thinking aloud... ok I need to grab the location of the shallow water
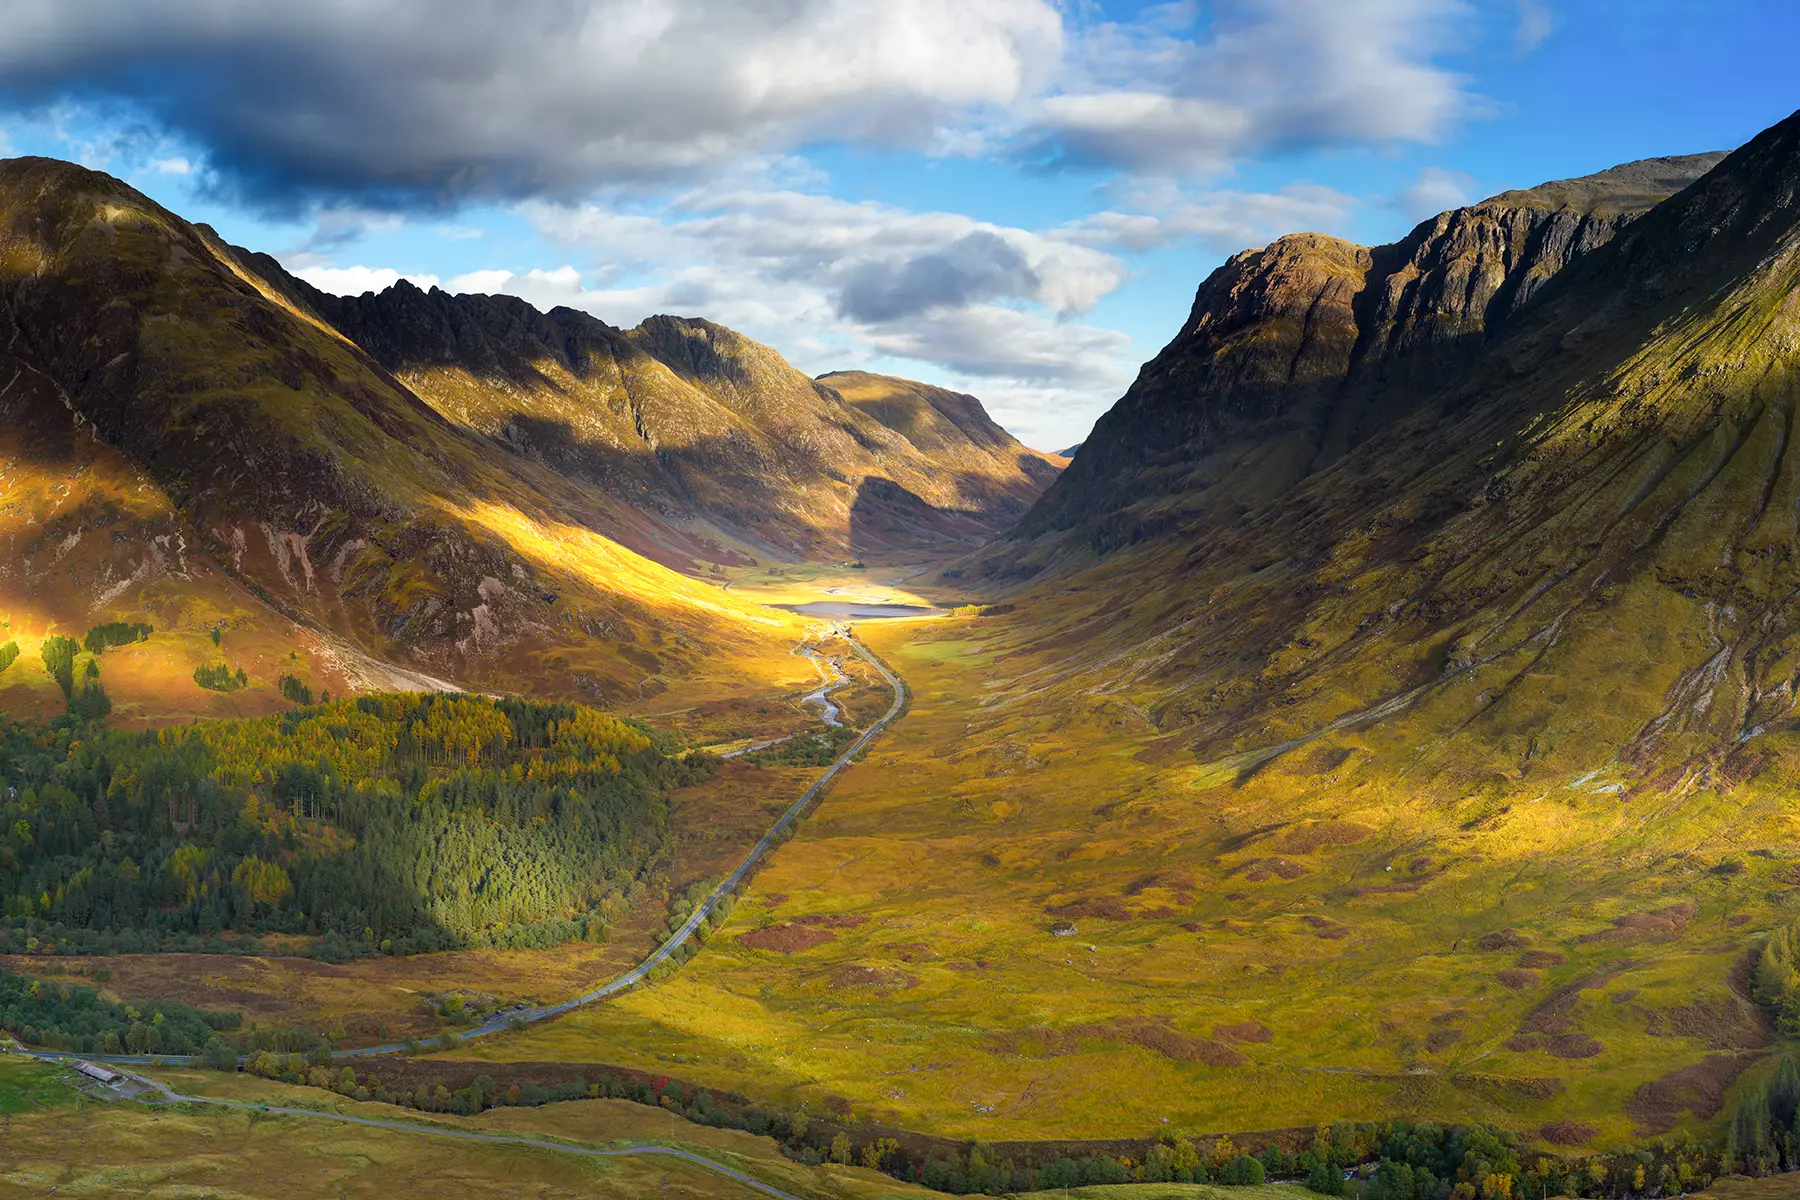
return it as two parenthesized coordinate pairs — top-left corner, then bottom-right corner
(775, 601), (937, 618)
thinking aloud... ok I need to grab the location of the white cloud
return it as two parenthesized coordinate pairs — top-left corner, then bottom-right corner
(1066, 182), (1357, 252)
(0, 0), (1063, 203)
(1031, 0), (1477, 175)
(0, 0), (1484, 200)
(292, 265), (441, 296)
(1399, 166), (1477, 221)
(149, 155), (191, 174)
(1514, 0), (1553, 54)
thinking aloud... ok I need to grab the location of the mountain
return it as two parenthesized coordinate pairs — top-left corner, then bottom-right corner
(971, 117), (1800, 795)
(0, 156), (807, 718)
(1004, 150), (1729, 566)
(243, 265), (1060, 563)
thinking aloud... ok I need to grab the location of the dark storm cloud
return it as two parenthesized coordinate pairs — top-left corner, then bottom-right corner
(834, 232), (1040, 323)
(0, 0), (1061, 210)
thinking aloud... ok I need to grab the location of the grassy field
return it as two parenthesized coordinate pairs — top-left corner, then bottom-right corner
(0, 1056), (930, 1199)
(458, 614), (1790, 1150)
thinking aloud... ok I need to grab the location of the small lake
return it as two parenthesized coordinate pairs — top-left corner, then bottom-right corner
(775, 601), (939, 619)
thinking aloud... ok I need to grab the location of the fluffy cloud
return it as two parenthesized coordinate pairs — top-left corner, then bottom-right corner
(1514, 0), (1554, 54)
(1067, 182), (1357, 253)
(0, 0), (1061, 207)
(293, 266), (441, 296)
(1030, 0), (1477, 174)
(1399, 166), (1477, 221)
(0, 0), (1480, 203)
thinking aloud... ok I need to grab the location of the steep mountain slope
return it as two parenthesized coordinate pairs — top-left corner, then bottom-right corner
(242, 265), (1059, 563)
(983, 119), (1800, 789)
(1005, 151), (1727, 564)
(0, 156), (804, 712)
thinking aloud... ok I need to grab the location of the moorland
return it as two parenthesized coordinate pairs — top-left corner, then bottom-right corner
(9, 111), (1800, 1200)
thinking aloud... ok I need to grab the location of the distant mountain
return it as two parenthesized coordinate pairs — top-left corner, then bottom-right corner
(1058, 443), (1082, 458)
(245, 266), (1059, 563)
(0, 156), (1059, 715)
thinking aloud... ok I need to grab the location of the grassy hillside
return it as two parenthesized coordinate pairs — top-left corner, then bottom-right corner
(0, 1056), (927, 1198)
(250, 266), (1062, 565)
(0, 155), (813, 715)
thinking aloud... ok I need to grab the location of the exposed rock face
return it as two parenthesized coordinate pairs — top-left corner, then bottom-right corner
(1015, 152), (1727, 558)
(252, 269), (1061, 562)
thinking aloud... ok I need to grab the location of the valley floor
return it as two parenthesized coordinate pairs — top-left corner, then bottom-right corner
(447, 615), (1790, 1150)
(7, 566), (1794, 1165)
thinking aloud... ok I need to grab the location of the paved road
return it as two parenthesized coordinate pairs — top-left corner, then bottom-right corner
(345, 630), (903, 1057)
(20, 630), (905, 1063)
(12, 1051), (809, 1200)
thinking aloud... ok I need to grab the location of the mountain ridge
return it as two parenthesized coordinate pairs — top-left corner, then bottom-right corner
(1003, 149), (1730, 564)
(247, 260), (1061, 563)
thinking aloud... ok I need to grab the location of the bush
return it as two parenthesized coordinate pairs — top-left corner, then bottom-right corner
(68, 681), (111, 721)
(201, 1038), (240, 1072)
(1219, 1154), (1268, 1185)
(0, 641), (18, 673)
(193, 663), (248, 692)
(40, 636), (78, 699)
(84, 622), (152, 655)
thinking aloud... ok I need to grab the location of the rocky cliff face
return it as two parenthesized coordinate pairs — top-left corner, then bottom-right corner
(255, 268), (1061, 563)
(1013, 152), (1727, 560)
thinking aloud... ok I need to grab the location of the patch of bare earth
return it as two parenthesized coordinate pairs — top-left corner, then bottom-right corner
(827, 965), (918, 993)
(1578, 902), (1697, 946)
(1214, 1021), (1273, 1044)
(738, 924), (838, 953)
(1238, 858), (1309, 882)
(1538, 1121), (1598, 1146)
(1643, 997), (1767, 1050)
(1628, 1054), (1757, 1136)
(993, 1016), (1247, 1068)
(1276, 821), (1376, 854)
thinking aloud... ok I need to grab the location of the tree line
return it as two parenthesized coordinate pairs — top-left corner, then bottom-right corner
(0, 693), (714, 956)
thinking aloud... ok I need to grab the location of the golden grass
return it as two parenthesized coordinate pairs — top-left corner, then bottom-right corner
(460, 615), (1791, 1149)
(0, 1058), (927, 1199)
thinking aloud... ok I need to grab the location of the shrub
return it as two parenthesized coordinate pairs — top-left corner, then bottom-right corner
(1309, 1161), (1346, 1194)
(0, 641), (18, 673)
(40, 636), (78, 699)
(1220, 1154), (1268, 1185)
(193, 663), (248, 692)
(84, 622), (152, 654)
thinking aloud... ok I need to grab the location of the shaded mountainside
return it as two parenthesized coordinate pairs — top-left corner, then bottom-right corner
(0, 155), (804, 711)
(971, 114), (1800, 796)
(1010, 150), (1728, 559)
(243, 262), (1060, 562)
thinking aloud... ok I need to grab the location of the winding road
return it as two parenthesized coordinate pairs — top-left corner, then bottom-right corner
(27, 629), (907, 1064)
(6, 1051), (809, 1200)
(11, 626), (910, 1199)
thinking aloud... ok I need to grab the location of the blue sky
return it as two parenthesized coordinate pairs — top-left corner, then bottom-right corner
(0, 0), (1794, 450)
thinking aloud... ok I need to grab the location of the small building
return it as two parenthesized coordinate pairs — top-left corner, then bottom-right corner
(73, 1061), (122, 1085)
